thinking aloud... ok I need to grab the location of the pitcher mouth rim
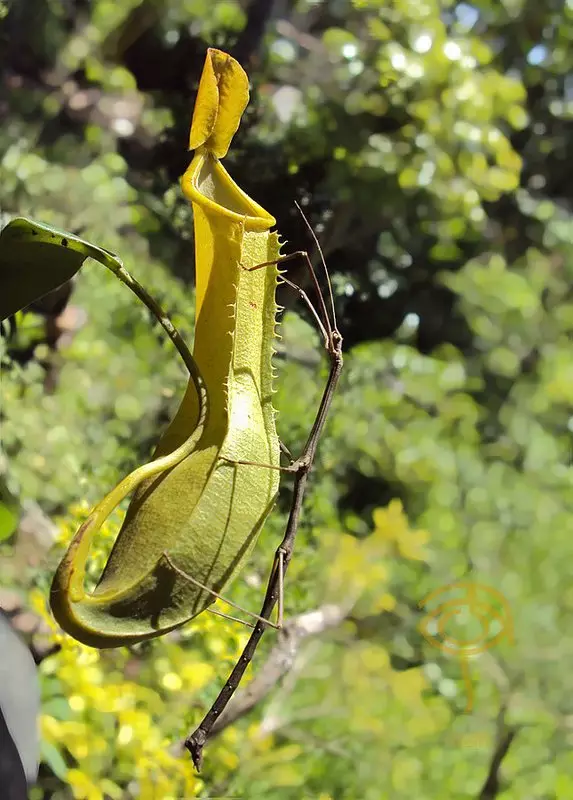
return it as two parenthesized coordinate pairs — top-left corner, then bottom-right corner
(182, 149), (276, 232)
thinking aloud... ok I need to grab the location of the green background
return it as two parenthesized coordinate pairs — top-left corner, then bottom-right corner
(0, 1), (572, 798)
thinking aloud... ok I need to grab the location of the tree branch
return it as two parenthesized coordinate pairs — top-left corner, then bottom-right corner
(208, 602), (350, 738)
(478, 705), (519, 800)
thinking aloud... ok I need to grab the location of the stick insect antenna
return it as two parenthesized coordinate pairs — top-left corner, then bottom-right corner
(294, 200), (339, 336)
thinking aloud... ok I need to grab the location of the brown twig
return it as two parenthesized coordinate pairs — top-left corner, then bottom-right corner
(478, 704), (519, 799)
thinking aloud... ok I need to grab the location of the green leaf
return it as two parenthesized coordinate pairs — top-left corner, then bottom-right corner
(41, 697), (72, 721)
(0, 217), (120, 321)
(40, 740), (68, 781)
(0, 480), (18, 543)
(0, 502), (18, 542)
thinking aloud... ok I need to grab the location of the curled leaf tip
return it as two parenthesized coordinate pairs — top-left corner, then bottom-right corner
(189, 48), (249, 159)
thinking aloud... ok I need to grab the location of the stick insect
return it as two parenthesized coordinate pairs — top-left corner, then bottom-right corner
(184, 207), (343, 769)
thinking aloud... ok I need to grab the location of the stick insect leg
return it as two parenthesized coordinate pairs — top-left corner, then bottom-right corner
(219, 455), (298, 473)
(277, 549), (285, 628)
(162, 552), (281, 631)
(279, 440), (295, 463)
(207, 608), (256, 629)
(242, 251), (330, 348)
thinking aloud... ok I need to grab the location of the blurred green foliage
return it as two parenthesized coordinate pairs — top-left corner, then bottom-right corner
(1, 0), (572, 798)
